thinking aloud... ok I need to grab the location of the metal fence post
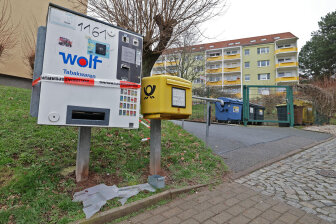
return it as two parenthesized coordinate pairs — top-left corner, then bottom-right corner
(206, 101), (210, 145)
(76, 126), (91, 182)
(150, 119), (161, 175)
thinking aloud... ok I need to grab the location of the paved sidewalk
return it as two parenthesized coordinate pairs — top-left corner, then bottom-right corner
(236, 138), (336, 223)
(120, 182), (330, 224)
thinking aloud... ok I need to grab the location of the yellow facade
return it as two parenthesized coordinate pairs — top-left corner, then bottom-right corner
(224, 67), (241, 73)
(276, 62), (299, 68)
(276, 76), (299, 82)
(224, 80), (241, 86)
(206, 68), (222, 74)
(0, 0), (87, 79)
(206, 56), (223, 62)
(275, 47), (298, 54)
(224, 54), (240, 60)
(206, 80), (222, 86)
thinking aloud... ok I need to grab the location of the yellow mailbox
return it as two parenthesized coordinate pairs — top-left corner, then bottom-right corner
(141, 75), (192, 119)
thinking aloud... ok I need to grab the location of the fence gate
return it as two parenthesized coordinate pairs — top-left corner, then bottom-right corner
(243, 85), (294, 127)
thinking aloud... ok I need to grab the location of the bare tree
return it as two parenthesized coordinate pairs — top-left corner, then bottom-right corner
(0, 0), (17, 62)
(171, 28), (205, 82)
(73, 0), (226, 77)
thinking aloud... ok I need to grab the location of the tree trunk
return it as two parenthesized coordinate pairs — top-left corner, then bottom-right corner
(142, 49), (161, 77)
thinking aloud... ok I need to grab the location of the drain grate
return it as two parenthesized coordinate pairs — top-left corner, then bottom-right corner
(316, 169), (336, 178)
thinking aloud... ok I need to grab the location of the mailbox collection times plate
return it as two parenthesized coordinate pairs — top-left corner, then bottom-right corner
(31, 4), (143, 128)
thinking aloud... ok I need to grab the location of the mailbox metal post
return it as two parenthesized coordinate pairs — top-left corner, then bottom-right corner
(76, 127), (91, 182)
(150, 119), (161, 175)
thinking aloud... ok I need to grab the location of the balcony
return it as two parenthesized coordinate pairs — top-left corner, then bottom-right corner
(224, 54), (241, 60)
(276, 76), (299, 83)
(224, 67), (241, 73)
(206, 56), (223, 62)
(206, 80), (222, 86)
(153, 62), (165, 67)
(165, 72), (178, 76)
(224, 79), (241, 86)
(276, 62), (298, 68)
(166, 60), (179, 66)
(206, 68), (222, 74)
(275, 47), (298, 54)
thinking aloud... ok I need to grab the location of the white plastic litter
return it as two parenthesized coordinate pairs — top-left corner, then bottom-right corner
(73, 183), (156, 219)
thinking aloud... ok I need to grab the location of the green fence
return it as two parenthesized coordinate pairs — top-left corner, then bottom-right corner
(243, 85), (294, 127)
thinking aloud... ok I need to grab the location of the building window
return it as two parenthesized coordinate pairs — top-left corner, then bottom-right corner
(226, 50), (238, 55)
(244, 49), (250, 55)
(278, 58), (292, 63)
(229, 43), (234, 46)
(274, 36), (280, 40)
(209, 76), (221, 82)
(258, 60), (270, 67)
(258, 73), (270, 80)
(261, 38), (267, 41)
(245, 62), (250, 68)
(257, 47), (269, 54)
(193, 66), (204, 72)
(208, 64), (221, 69)
(209, 52), (221, 57)
(250, 40), (256, 43)
(258, 88), (270, 95)
(193, 78), (204, 84)
(278, 72), (293, 77)
(245, 75), (250, 81)
(194, 55), (203, 60)
(224, 75), (239, 81)
(277, 44), (292, 49)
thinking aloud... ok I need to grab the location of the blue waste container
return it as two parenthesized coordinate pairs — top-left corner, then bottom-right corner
(215, 97), (243, 122)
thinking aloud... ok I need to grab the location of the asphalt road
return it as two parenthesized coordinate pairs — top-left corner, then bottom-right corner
(173, 121), (332, 173)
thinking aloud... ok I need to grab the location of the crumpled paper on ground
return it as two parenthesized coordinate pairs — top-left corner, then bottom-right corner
(73, 183), (156, 219)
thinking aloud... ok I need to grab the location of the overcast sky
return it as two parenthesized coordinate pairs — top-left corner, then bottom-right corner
(199, 0), (336, 50)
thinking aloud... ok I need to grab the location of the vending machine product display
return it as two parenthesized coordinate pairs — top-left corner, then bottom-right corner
(30, 4), (143, 128)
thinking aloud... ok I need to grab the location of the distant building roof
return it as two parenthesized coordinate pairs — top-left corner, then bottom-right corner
(163, 32), (298, 54)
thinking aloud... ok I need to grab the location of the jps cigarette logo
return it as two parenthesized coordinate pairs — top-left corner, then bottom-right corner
(144, 85), (156, 99)
(59, 52), (102, 69)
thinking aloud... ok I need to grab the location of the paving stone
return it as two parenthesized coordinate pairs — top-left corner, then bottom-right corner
(178, 200), (198, 210)
(162, 207), (183, 218)
(209, 203), (227, 214)
(195, 201), (213, 212)
(239, 199), (257, 208)
(228, 215), (250, 224)
(248, 216), (271, 224)
(193, 210), (215, 223)
(202, 219), (217, 224)
(226, 204), (246, 216)
(253, 202), (272, 211)
(297, 214), (320, 224)
(142, 214), (166, 224)
(261, 209), (281, 222)
(278, 212), (299, 224)
(242, 207), (262, 219)
(160, 216), (181, 224)
(271, 203), (291, 213)
(177, 208), (198, 220)
(151, 205), (171, 215)
(211, 211), (232, 224)
(180, 219), (200, 224)
(129, 211), (152, 223)
(225, 198), (240, 207)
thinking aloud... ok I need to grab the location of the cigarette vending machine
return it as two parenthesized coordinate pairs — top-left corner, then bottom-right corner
(30, 4), (143, 128)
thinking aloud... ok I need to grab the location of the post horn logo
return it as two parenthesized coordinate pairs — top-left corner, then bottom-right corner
(144, 85), (156, 99)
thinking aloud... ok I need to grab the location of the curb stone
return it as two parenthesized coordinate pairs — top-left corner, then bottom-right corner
(72, 183), (208, 224)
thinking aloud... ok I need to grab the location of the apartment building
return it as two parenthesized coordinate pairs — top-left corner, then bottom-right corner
(151, 32), (299, 98)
